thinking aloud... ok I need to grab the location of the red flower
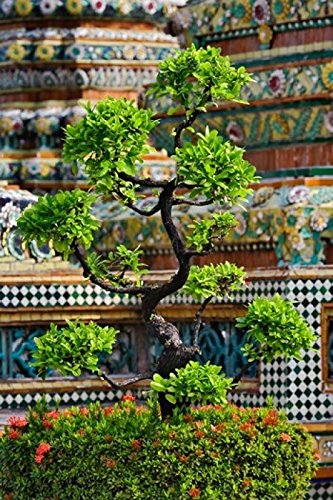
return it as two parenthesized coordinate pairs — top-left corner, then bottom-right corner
(232, 414), (240, 421)
(313, 451), (321, 461)
(189, 487), (201, 498)
(36, 442), (51, 455)
(179, 454), (189, 463)
(105, 458), (117, 468)
(194, 420), (204, 428)
(195, 448), (203, 457)
(195, 430), (205, 439)
(78, 429), (86, 436)
(35, 442), (51, 465)
(280, 433), (292, 442)
(200, 405), (214, 411)
(240, 422), (254, 432)
(42, 418), (54, 429)
(211, 423), (225, 433)
(183, 414), (193, 423)
(8, 430), (20, 440)
(263, 409), (279, 426)
(242, 479), (252, 488)
(103, 407), (113, 416)
(8, 416), (28, 429)
(131, 439), (142, 450)
(62, 410), (73, 417)
(45, 410), (60, 420)
(35, 454), (44, 464)
(80, 407), (88, 416)
(122, 395), (135, 402)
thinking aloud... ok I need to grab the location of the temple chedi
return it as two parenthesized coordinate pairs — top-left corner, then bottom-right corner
(0, 1), (333, 497)
(0, 0), (181, 401)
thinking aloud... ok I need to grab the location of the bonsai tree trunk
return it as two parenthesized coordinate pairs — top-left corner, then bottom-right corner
(145, 314), (197, 417)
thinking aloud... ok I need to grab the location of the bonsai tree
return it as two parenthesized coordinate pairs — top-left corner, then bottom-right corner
(18, 45), (315, 417)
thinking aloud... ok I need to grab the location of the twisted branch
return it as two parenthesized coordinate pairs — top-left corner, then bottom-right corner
(99, 370), (153, 390)
(192, 296), (213, 349)
(119, 172), (168, 189)
(172, 198), (214, 207)
(231, 360), (257, 389)
(73, 245), (152, 295)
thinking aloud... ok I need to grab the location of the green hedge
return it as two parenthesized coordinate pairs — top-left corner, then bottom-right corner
(0, 399), (317, 500)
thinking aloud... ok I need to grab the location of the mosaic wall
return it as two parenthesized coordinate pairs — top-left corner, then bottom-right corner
(180, 0), (333, 43)
(0, 104), (176, 182)
(147, 45), (333, 112)
(327, 319), (333, 380)
(0, 274), (331, 426)
(6, 181), (333, 268)
(0, 187), (56, 263)
(92, 184), (333, 266)
(0, 324), (136, 379)
(151, 101), (332, 153)
(0, 0), (181, 22)
(306, 482), (333, 500)
(0, 0), (182, 194)
(2, 31), (178, 66)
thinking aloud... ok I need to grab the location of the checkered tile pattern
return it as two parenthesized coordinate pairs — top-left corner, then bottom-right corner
(0, 283), (140, 308)
(223, 278), (333, 422)
(306, 481), (333, 500)
(0, 276), (332, 421)
(0, 388), (145, 409)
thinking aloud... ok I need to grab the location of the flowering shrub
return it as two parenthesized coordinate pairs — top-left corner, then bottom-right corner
(0, 400), (317, 500)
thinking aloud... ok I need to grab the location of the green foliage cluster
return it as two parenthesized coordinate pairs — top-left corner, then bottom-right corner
(237, 294), (317, 363)
(186, 212), (236, 252)
(175, 128), (258, 205)
(33, 320), (118, 377)
(0, 401), (317, 500)
(151, 361), (232, 406)
(150, 44), (252, 112)
(86, 245), (148, 286)
(63, 98), (157, 200)
(17, 190), (98, 258)
(183, 262), (246, 301)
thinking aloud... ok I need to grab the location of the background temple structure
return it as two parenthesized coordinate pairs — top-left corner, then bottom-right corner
(0, 0), (332, 497)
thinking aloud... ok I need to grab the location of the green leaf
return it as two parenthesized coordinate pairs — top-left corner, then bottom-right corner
(17, 189), (99, 259)
(62, 97), (158, 200)
(150, 361), (232, 407)
(237, 294), (316, 363)
(183, 262), (246, 302)
(165, 394), (177, 405)
(32, 320), (119, 377)
(174, 128), (259, 206)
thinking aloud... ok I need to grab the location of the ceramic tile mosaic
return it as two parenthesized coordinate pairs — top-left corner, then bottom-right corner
(0, 387), (145, 410)
(0, 275), (332, 422)
(221, 278), (333, 422)
(306, 481), (333, 500)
